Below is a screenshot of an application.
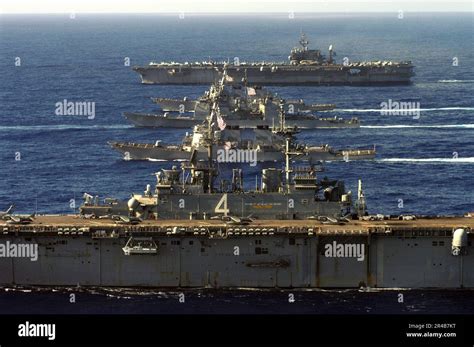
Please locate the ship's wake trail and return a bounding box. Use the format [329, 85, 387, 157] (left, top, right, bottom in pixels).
[147, 158, 188, 162]
[438, 80, 474, 83]
[361, 124, 474, 129]
[333, 107, 474, 113]
[0, 124, 133, 131]
[378, 157, 474, 163]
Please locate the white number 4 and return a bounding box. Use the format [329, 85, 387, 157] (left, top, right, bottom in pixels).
[215, 194, 229, 215]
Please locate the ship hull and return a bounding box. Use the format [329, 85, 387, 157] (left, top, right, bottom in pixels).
[124, 112, 200, 128]
[151, 98, 336, 113]
[151, 98, 199, 112]
[109, 142, 375, 162]
[133, 64, 414, 85]
[124, 112, 360, 129]
[0, 217, 471, 288]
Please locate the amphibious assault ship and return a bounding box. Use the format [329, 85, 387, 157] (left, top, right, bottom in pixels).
[125, 78, 357, 129]
[112, 101, 375, 162]
[133, 33, 414, 85]
[0, 139, 472, 288]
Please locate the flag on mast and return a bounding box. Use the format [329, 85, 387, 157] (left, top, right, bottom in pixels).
[217, 114, 226, 130]
[246, 87, 256, 96]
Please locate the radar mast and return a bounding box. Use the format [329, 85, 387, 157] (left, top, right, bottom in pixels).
[299, 32, 309, 51]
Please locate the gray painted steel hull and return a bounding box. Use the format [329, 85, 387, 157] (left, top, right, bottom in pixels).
[109, 142, 375, 162]
[151, 98, 336, 113]
[0, 231, 471, 288]
[133, 64, 414, 85]
[152, 98, 199, 112]
[124, 112, 360, 129]
[124, 112, 200, 128]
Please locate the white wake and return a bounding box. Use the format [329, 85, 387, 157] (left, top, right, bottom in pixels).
[378, 157, 474, 163]
[361, 124, 474, 129]
[333, 107, 474, 113]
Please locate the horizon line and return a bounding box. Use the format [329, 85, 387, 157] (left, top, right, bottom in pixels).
[1, 10, 472, 14]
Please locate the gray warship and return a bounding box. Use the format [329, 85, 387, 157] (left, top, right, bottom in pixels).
[153, 96, 335, 113]
[133, 33, 414, 85]
[0, 138, 472, 288]
[112, 102, 375, 162]
[125, 79, 357, 129]
[151, 85, 336, 113]
[124, 111, 359, 130]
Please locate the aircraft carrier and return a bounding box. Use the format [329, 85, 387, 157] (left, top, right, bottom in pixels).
[133, 33, 415, 85]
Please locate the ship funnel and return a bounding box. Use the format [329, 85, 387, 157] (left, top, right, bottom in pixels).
[262, 169, 283, 193]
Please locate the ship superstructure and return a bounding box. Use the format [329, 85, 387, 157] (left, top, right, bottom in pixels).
[124, 76, 356, 129]
[113, 96, 375, 162]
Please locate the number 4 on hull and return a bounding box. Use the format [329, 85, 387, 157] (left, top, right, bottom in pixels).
[211, 194, 254, 225]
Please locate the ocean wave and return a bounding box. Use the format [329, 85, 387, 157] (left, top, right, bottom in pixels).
[333, 107, 474, 113]
[0, 124, 133, 131]
[361, 124, 474, 128]
[379, 157, 474, 163]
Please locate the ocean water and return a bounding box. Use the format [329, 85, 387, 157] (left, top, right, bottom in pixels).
[1, 286, 474, 314]
[0, 13, 473, 314]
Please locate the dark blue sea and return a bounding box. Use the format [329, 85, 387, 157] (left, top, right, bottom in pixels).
[0, 13, 473, 315]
